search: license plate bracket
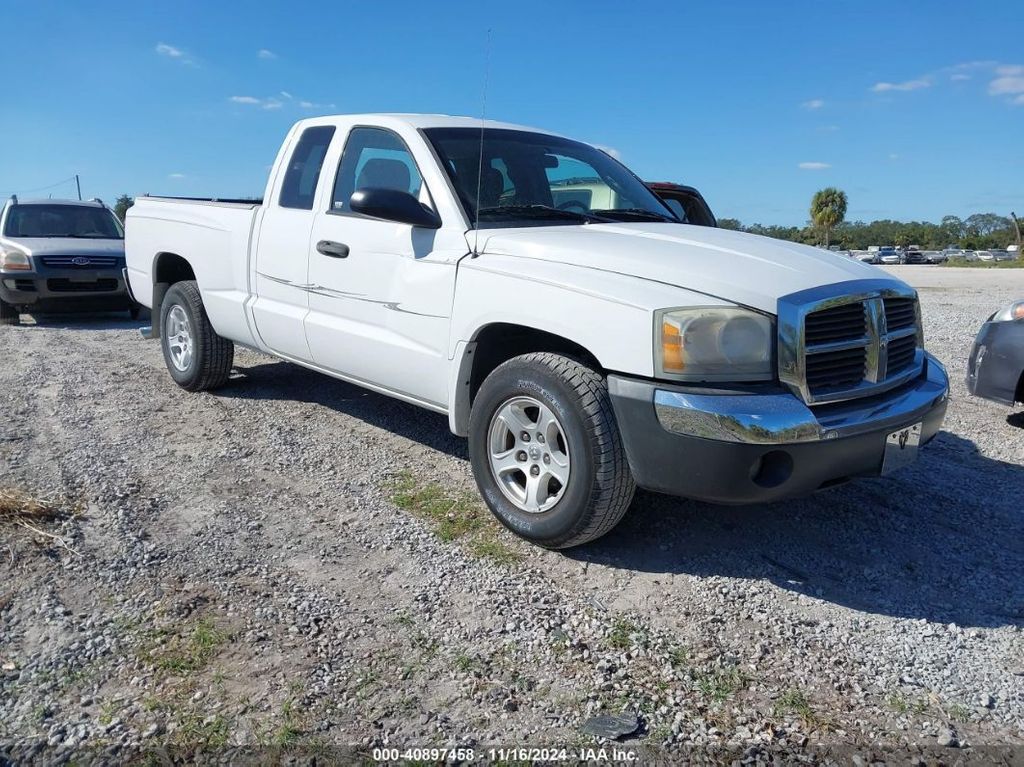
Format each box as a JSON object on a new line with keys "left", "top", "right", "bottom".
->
{"left": 881, "top": 422, "right": 922, "bottom": 475}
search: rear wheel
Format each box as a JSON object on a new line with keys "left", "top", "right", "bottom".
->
{"left": 468, "top": 352, "right": 635, "bottom": 549}
{"left": 159, "top": 281, "right": 234, "bottom": 391}
{"left": 0, "top": 298, "right": 19, "bottom": 326}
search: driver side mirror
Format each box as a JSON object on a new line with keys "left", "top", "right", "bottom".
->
{"left": 349, "top": 188, "right": 441, "bottom": 229}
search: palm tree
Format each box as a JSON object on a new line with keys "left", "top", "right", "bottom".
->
{"left": 810, "top": 188, "right": 848, "bottom": 248}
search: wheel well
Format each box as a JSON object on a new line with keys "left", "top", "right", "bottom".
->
{"left": 469, "top": 324, "right": 601, "bottom": 404}
{"left": 1016, "top": 370, "right": 1024, "bottom": 405}
{"left": 151, "top": 253, "right": 195, "bottom": 338}
{"left": 154, "top": 252, "right": 195, "bottom": 286}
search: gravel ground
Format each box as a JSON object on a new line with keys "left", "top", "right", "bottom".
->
{"left": 1, "top": 265, "right": 1022, "bottom": 762}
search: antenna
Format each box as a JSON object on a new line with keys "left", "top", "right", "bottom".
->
{"left": 471, "top": 28, "right": 492, "bottom": 257}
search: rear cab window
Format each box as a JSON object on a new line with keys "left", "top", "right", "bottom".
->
{"left": 279, "top": 126, "right": 337, "bottom": 210}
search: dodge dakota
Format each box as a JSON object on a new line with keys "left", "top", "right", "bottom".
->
{"left": 125, "top": 114, "right": 949, "bottom": 548}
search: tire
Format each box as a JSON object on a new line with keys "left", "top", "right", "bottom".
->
{"left": 159, "top": 281, "right": 234, "bottom": 392}
{"left": 468, "top": 352, "right": 635, "bottom": 549}
{"left": 0, "top": 298, "right": 19, "bottom": 326}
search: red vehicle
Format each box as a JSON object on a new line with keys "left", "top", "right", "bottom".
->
{"left": 646, "top": 182, "right": 717, "bottom": 227}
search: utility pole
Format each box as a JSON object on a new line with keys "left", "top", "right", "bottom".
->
{"left": 75, "top": 175, "right": 81, "bottom": 201}
{"left": 1011, "top": 212, "right": 1022, "bottom": 260}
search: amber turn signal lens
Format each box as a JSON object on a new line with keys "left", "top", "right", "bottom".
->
{"left": 662, "top": 320, "right": 684, "bottom": 372}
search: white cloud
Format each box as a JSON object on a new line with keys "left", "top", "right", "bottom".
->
{"left": 156, "top": 43, "right": 183, "bottom": 58}
{"left": 168, "top": 173, "right": 186, "bottom": 179}
{"left": 950, "top": 73, "right": 971, "bottom": 82}
{"left": 801, "top": 99, "right": 825, "bottom": 110}
{"left": 258, "top": 49, "right": 278, "bottom": 60}
{"left": 230, "top": 96, "right": 262, "bottom": 105}
{"left": 298, "top": 100, "right": 337, "bottom": 110}
{"left": 261, "top": 99, "right": 284, "bottom": 110}
{"left": 989, "top": 65, "right": 1024, "bottom": 97}
{"left": 888, "top": 153, "right": 900, "bottom": 160}
{"left": 155, "top": 42, "right": 196, "bottom": 66}
{"left": 798, "top": 162, "right": 830, "bottom": 170}
{"left": 871, "top": 78, "right": 931, "bottom": 92}
{"left": 1014, "top": 94, "right": 1024, "bottom": 106}
{"left": 280, "top": 91, "right": 293, "bottom": 100}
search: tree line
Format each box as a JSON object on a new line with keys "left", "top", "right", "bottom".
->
{"left": 720, "top": 187, "right": 1022, "bottom": 252}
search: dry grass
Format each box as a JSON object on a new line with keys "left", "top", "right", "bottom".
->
{"left": 0, "top": 487, "right": 71, "bottom": 522}
{"left": 0, "top": 487, "right": 81, "bottom": 557}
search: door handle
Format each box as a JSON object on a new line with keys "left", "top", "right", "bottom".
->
{"left": 316, "top": 240, "right": 350, "bottom": 258}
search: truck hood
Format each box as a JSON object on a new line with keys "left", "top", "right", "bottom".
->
{"left": 476, "top": 223, "right": 892, "bottom": 314}
{"left": 0, "top": 237, "right": 125, "bottom": 257}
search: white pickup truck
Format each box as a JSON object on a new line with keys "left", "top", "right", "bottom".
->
{"left": 126, "top": 113, "right": 949, "bottom": 548}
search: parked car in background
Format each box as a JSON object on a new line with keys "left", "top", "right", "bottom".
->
{"left": 646, "top": 182, "right": 717, "bottom": 227}
{"left": 0, "top": 197, "right": 137, "bottom": 325}
{"left": 900, "top": 249, "right": 927, "bottom": 265}
{"left": 923, "top": 250, "right": 946, "bottom": 264}
{"left": 125, "top": 113, "right": 948, "bottom": 549}
{"left": 853, "top": 250, "right": 879, "bottom": 264}
{"left": 967, "top": 299, "right": 1024, "bottom": 406}
{"left": 878, "top": 247, "right": 901, "bottom": 264}
{"left": 976, "top": 250, "right": 997, "bottom": 262}
{"left": 991, "top": 250, "right": 1015, "bottom": 262}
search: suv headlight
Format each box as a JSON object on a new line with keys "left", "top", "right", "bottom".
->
{"left": 0, "top": 248, "right": 31, "bottom": 271}
{"left": 992, "top": 300, "right": 1024, "bottom": 322}
{"left": 656, "top": 307, "right": 774, "bottom": 381}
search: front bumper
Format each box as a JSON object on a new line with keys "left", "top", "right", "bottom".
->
{"left": 0, "top": 266, "right": 129, "bottom": 310}
{"left": 608, "top": 354, "right": 949, "bottom": 505}
{"left": 967, "top": 320, "right": 1024, "bottom": 406}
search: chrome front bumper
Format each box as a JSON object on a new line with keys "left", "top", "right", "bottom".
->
{"left": 654, "top": 354, "right": 949, "bottom": 445}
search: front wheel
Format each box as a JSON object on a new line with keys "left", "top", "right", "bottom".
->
{"left": 0, "top": 298, "right": 19, "bottom": 326}
{"left": 159, "top": 281, "right": 234, "bottom": 392}
{"left": 468, "top": 352, "right": 635, "bottom": 549}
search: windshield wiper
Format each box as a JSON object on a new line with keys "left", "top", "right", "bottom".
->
{"left": 477, "top": 204, "right": 610, "bottom": 224}
{"left": 593, "top": 208, "right": 678, "bottom": 223}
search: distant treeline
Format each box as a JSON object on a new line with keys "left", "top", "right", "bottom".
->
{"left": 718, "top": 213, "right": 1020, "bottom": 251}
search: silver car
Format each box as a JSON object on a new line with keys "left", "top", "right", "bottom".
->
{"left": 0, "top": 197, "right": 137, "bottom": 325}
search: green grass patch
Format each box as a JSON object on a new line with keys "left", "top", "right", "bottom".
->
{"left": 696, "top": 666, "right": 747, "bottom": 702}
{"left": 887, "top": 692, "right": 928, "bottom": 716}
{"left": 774, "top": 688, "right": 819, "bottom": 727}
{"left": 388, "top": 471, "right": 521, "bottom": 565}
{"left": 940, "top": 257, "right": 1024, "bottom": 268}
{"left": 607, "top": 617, "right": 644, "bottom": 651}
{"left": 143, "top": 617, "right": 229, "bottom": 675}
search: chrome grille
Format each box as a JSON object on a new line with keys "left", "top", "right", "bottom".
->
{"left": 804, "top": 302, "right": 866, "bottom": 345}
{"left": 884, "top": 297, "right": 916, "bottom": 331}
{"left": 778, "top": 280, "right": 924, "bottom": 404}
{"left": 40, "top": 255, "right": 121, "bottom": 268}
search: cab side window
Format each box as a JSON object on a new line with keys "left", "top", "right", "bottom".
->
{"left": 279, "top": 126, "right": 336, "bottom": 210}
{"left": 332, "top": 127, "right": 423, "bottom": 213}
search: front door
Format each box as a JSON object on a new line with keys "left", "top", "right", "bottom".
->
{"left": 305, "top": 126, "right": 455, "bottom": 408}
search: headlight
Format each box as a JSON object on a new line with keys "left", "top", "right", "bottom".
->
{"left": 992, "top": 300, "right": 1024, "bottom": 322}
{"left": 656, "top": 306, "right": 774, "bottom": 381}
{"left": 0, "top": 248, "right": 31, "bottom": 271}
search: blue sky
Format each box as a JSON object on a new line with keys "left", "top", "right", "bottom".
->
{"left": 1, "top": 1, "right": 1022, "bottom": 226}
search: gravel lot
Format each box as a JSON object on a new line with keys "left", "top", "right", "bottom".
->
{"left": 1, "top": 265, "right": 1022, "bottom": 761}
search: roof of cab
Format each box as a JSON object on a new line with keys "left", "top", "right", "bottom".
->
{"left": 290, "top": 112, "right": 559, "bottom": 136}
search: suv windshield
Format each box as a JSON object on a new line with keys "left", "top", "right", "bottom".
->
{"left": 423, "top": 128, "right": 677, "bottom": 228}
{"left": 3, "top": 205, "right": 124, "bottom": 239}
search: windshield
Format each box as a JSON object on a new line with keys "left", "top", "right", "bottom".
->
{"left": 3, "top": 205, "right": 124, "bottom": 239}
{"left": 423, "top": 128, "right": 677, "bottom": 228}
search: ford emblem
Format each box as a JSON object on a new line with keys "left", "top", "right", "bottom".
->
{"left": 72, "top": 257, "right": 91, "bottom": 266}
